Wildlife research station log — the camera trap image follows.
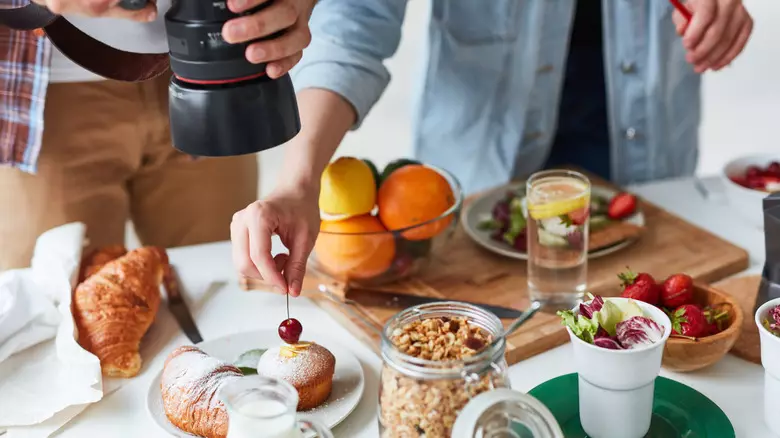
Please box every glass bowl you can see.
[309,164,464,287]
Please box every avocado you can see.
[380,158,421,183]
[363,158,380,189]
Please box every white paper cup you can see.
[566,298,672,438]
[755,297,780,436]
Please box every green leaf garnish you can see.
[502,198,527,243]
[234,348,267,375]
[238,367,258,376]
[477,218,503,231]
[559,214,574,227]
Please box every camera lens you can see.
[164,1,300,157]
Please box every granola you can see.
[379,316,508,437]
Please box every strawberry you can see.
[607,193,637,220]
[703,306,731,335]
[618,268,660,305]
[670,304,710,338]
[661,273,694,308]
[568,207,590,226]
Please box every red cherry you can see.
[768,161,780,175]
[278,318,303,344]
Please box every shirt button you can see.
[620,61,636,73]
[625,128,638,140]
[537,64,554,74]
[524,131,543,141]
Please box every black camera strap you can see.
[0,3,169,82]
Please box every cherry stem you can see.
[286,293,290,320]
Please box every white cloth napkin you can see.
[0,270,60,363]
[0,223,105,435]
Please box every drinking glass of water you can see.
[219,375,333,438]
[526,170,591,310]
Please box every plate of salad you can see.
[462,183,646,260]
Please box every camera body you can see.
[164,0,301,157]
[0,0,301,157]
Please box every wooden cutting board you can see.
[242,177,750,366]
[714,275,762,364]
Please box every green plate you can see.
[528,373,734,438]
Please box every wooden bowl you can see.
[662,283,743,372]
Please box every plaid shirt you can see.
[1,0,51,173]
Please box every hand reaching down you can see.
[231,183,320,297]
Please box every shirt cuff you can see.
[0,0,30,9]
[291,40,391,130]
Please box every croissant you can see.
[78,245,128,283]
[161,346,243,438]
[73,246,167,377]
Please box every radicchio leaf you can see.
[594,334,625,350]
[579,295,605,319]
[764,304,780,337]
[616,316,664,349]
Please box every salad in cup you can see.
[558,294,666,350]
[559,295,672,438]
[763,303,780,337]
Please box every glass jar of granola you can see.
[378,301,511,438]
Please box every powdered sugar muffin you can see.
[256,341,336,411]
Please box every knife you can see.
[237,277,525,319]
[344,288,525,320]
[163,265,203,344]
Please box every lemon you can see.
[526,179,589,220]
[319,157,377,217]
[527,195,589,220]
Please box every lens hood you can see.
[168,73,300,157]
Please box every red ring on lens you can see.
[174,71,267,85]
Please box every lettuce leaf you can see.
[558,310,599,343]
[594,300,623,337]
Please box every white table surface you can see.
[54,175,772,438]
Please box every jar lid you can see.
[451,389,564,438]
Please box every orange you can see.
[377,165,455,240]
[315,215,396,280]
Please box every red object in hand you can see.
[669,0,693,21]
[278,318,303,344]
[607,193,637,220]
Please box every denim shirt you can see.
[291,0,701,195]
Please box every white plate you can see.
[146,330,365,437]
[462,183,645,260]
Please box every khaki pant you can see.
[0,75,258,270]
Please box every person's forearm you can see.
[277,88,357,192]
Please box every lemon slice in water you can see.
[527,195,589,220]
[527,179,589,220]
